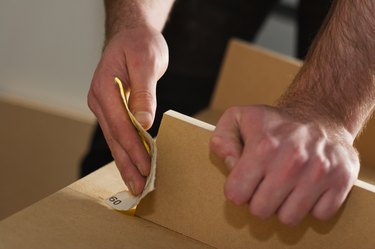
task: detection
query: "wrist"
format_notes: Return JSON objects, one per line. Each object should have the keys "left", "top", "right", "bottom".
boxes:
{"left": 276, "top": 0, "right": 375, "bottom": 140}
{"left": 105, "top": 22, "right": 159, "bottom": 46}
{"left": 105, "top": 0, "right": 174, "bottom": 40}
{"left": 276, "top": 67, "right": 355, "bottom": 139}
{"left": 278, "top": 105, "right": 357, "bottom": 145}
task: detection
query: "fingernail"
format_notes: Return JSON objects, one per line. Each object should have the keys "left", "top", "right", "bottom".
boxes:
{"left": 127, "top": 181, "right": 135, "bottom": 194}
{"left": 138, "top": 164, "right": 149, "bottom": 177}
{"left": 134, "top": 112, "right": 152, "bottom": 128}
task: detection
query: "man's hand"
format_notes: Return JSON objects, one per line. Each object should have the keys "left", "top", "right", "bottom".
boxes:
{"left": 210, "top": 105, "right": 359, "bottom": 225}
{"left": 87, "top": 24, "right": 168, "bottom": 195}
{"left": 210, "top": 0, "right": 375, "bottom": 225}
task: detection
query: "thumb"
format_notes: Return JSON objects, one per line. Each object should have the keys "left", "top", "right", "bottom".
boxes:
{"left": 128, "top": 81, "right": 157, "bottom": 130}
{"left": 210, "top": 107, "right": 244, "bottom": 171}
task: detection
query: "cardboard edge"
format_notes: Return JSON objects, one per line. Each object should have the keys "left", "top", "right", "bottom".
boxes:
{"left": 164, "top": 110, "right": 375, "bottom": 198}
{"left": 137, "top": 109, "right": 375, "bottom": 249}
{"left": 229, "top": 38, "right": 303, "bottom": 67}
{"left": 164, "top": 110, "right": 215, "bottom": 132}
{"left": 355, "top": 179, "right": 375, "bottom": 193}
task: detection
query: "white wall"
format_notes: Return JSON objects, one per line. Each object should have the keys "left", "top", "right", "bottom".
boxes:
{"left": 0, "top": 0, "right": 105, "bottom": 120}
{"left": 0, "top": 1, "right": 296, "bottom": 120}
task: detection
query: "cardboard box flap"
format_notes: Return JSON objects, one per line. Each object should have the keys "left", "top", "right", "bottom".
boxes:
{"left": 136, "top": 110, "right": 375, "bottom": 249}
{"left": 0, "top": 166, "right": 212, "bottom": 249}
{"left": 210, "top": 39, "right": 301, "bottom": 111}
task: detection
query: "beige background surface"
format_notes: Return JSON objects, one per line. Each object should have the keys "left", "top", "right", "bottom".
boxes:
{"left": 0, "top": 97, "right": 94, "bottom": 220}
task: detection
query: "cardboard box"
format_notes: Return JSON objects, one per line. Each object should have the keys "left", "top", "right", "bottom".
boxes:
{"left": 0, "top": 96, "right": 94, "bottom": 220}
{"left": 137, "top": 110, "right": 375, "bottom": 249}
{"left": 1, "top": 39, "right": 375, "bottom": 248}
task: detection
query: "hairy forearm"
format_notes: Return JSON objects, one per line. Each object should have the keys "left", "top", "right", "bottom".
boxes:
{"left": 279, "top": 0, "right": 375, "bottom": 137}
{"left": 104, "top": 0, "right": 175, "bottom": 39}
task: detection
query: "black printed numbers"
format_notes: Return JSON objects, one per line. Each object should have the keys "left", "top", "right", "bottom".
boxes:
{"left": 108, "top": 196, "right": 122, "bottom": 205}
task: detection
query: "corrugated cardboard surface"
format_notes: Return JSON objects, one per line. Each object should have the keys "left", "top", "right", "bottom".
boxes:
{"left": 136, "top": 111, "right": 375, "bottom": 249}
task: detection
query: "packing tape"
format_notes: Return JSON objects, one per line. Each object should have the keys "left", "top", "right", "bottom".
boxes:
{"left": 105, "top": 77, "right": 157, "bottom": 212}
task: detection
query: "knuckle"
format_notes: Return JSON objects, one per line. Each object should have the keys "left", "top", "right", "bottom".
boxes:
{"left": 311, "top": 156, "right": 330, "bottom": 181}
{"left": 224, "top": 182, "right": 243, "bottom": 205}
{"left": 277, "top": 198, "right": 310, "bottom": 226}
{"left": 282, "top": 147, "right": 308, "bottom": 177}
{"left": 87, "top": 93, "right": 97, "bottom": 113}
{"left": 290, "top": 145, "right": 308, "bottom": 165}
{"left": 114, "top": 157, "right": 131, "bottom": 182}
{"left": 249, "top": 201, "right": 271, "bottom": 220}
{"left": 131, "top": 45, "right": 160, "bottom": 74}
{"left": 338, "top": 167, "right": 352, "bottom": 183}
{"left": 209, "top": 135, "right": 230, "bottom": 159}
{"left": 87, "top": 86, "right": 98, "bottom": 112}
{"left": 113, "top": 153, "right": 145, "bottom": 193}
{"left": 307, "top": 123, "right": 326, "bottom": 138}
{"left": 312, "top": 208, "right": 334, "bottom": 221}
{"left": 227, "top": 106, "right": 239, "bottom": 113}
{"left": 130, "top": 90, "right": 156, "bottom": 111}
{"left": 333, "top": 165, "right": 353, "bottom": 190}
{"left": 223, "top": 106, "right": 241, "bottom": 119}
{"left": 254, "top": 134, "right": 279, "bottom": 156}
{"left": 87, "top": 93, "right": 95, "bottom": 112}
{"left": 209, "top": 135, "right": 222, "bottom": 153}
{"left": 87, "top": 78, "right": 105, "bottom": 113}
{"left": 119, "top": 168, "right": 132, "bottom": 185}
{"left": 278, "top": 212, "right": 299, "bottom": 226}
{"left": 124, "top": 139, "right": 142, "bottom": 156}
{"left": 89, "top": 78, "right": 102, "bottom": 97}
{"left": 112, "top": 128, "right": 138, "bottom": 151}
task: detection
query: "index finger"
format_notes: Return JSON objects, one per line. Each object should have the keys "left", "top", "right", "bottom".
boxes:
{"left": 99, "top": 75, "right": 152, "bottom": 177}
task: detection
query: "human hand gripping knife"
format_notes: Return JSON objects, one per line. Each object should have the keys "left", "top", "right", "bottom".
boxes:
{"left": 105, "top": 77, "right": 157, "bottom": 211}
